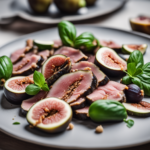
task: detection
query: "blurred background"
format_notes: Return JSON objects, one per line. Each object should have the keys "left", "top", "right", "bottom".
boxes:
{"left": 0, "top": 0, "right": 149, "bottom": 48}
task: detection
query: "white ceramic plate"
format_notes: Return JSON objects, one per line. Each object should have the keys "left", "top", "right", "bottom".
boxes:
{"left": 0, "top": 0, "right": 126, "bottom": 24}
{"left": 0, "top": 26, "right": 150, "bottom": 149}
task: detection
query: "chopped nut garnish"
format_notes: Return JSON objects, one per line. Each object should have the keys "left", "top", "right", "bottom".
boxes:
{"left": 141, "top": 90, "right": 144, "bottom": 96}
{"left": 125, "top": 86, "right": 128, "bottom": 90}
{"left": 67, "top": 123, "right": 74, "bottom": 130}
{"left": 95, "top": 125, "right": 103, "bottom": 133}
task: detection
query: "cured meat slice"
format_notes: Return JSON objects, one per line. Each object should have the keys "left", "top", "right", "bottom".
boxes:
{"left": 21, "top": 91, "right": 48, "bottom": 115}
{"left": 86, "top": 81, "right": 127, "bottom": 103}
{"left": 72, "top": 61, "right": 109, "bottom": 86}
{"left": 13, "top": 55, "right": 43, "bottom": 76}
{"left": 74, "top": 107, "right": 89, "bottom": 120}
{"left": 87, "top": 54, "right": 95, "bottom": 63}
{"left": 10, "top": 47, "right": 31, "bottom": 64}
{"left": 47, "top": 70, "right": 97, "bottom": 104}
{"left": 53, "top": 40, "right": 62, "bottom": 49}
{"left": 54, "top": 46, "right": 88, "bottom": 64}
{"left": 42, "top": 55, "right": 71, "bottom": 85}
{"left": 70, "top": 97, "right": 86, "bottom": 110}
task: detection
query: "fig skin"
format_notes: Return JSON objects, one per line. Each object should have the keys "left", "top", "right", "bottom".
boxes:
{"left": 125, "top": 84, "right": 144, "bottom": 103}
{"left": 28, "top": 0, "right": 53, "bottom": 14}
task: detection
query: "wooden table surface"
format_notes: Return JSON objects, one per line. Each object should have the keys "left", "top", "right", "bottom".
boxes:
{"left": 0, "top": 0, "right": 150, "bottom": 150}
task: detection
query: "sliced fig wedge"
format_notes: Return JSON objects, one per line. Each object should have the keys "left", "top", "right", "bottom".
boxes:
{"left": 42, "top": 55, "right": 71, "bottom": 86}
{"left": 71, "top": 61, "right": 109, "bottom": 86}
{"left": 4, "top": 76, "right": 33, "bottom": 105}
{"left": 27, "top": 97, "right": 72, "bottom": 133}
{"left": 54, "top": 46, "right": 88, "bottom": 64}
{"left": 86, "top": 81, "right": 127, "bottom": 104}
{"left": 122, "top": 44, "right": 147, "bottom": 54}
{"left": 21, "top": 91, "right": 48, "bottom": 115}
{"left": 70, "top": 97, "right": 86, "bottom": 110}
{"left": 74, "top": 106, "right": 89, "bottom": 120}
{"left": 13, "top": 55, "right": 43, "bottom": 76}
{"left": 95, "top": 47, "right": 127, "bottom": 77}
{"left": 47, "top": 70, "right": 97, "bottom": 104}
{"left": 10, "top": 47, "right": 31, "bottom": 64}
{"left": 123, "top": 101, "right": 150, "bottom": 117}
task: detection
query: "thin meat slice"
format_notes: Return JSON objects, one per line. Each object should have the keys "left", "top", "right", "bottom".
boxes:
{"left": 53, "top": 40, "right": 62, "bottom": 49}
{"left": 72, "top": 61, "right": 109, "bottom": 86}
{"left": 86, "top": 81, "right": 127, "bottom": 103}
{"left": 13, "top": 55, "right": 43, "bottom": 76}
{"left": 86, "top": 54, "right": 95, "bottom": 63}
{"left": 38, "top": 50, "right": 50, "bottom": 62}
{"left": 54, "top": 47, "right": 88, "bottom": 64}
{"left": 74, "top": 106, "right": 89, "bottom": 120}
{"left": 10, "top": 47, "right": 31, "bottom": 64}
{"left": 47, "top": 70, "right": 97, "bottom": 104}
{"left": 21, "top": 91, "right": 48, "bottom": 114}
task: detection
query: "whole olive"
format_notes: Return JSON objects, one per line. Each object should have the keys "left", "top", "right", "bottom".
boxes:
{"left": 125, "top": 84, "right": 144, "bottom": 103}
{"left": 28, "top": 0, "right": 53, "bottom": 14}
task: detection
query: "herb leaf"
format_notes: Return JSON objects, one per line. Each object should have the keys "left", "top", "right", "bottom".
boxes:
{"left": 41, "top": 83, "right": 49, "bottom": 91}
{"left": 74, "top": 32, "right": 98, "bottom": 52}
{"left": 58, "top": 21, "right": 76, "bottom": 47}
{"left": 122, "top": 76, "right": 132, "bottom": 85}
{"left": 123, "top": 119, "right": 134, "bottom": 128}
{"left": 142, "top": 62, "right": 150, "bottom": 74}
{"left": 131, "top": 77, "right": 143, "bottom": 89}
{"left": 133, "top": 68, "right": 143, "bottom": 76}
{"left": 33, "top": 70, "right": 45, "bottom": 87}
{"left": 127, "top": 50, "right": 144, "bottom": 69}
{"left": 141, "top": 82, "right": 150, "bottom": 96}
{"left": 13, "top": 122, "right": 20, "bottom": 125}
{"left": 25, "top": 84, "right": 41, "bottom": 95}
{"left": 127, "top": 63, "right": 136, "bottom": 76}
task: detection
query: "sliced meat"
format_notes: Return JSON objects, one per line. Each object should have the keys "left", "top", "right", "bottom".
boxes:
{"left": 47, "top": 70, "right": 97, "bottom": 104}
{"left": 38, "top": 50, "right": 51, "bottom": 63}
{"left": 70, "top": 97, "right": 86, "bottom": 110}
{"left": 54, "top": 46, "right": 88, "bottom": 64}
{"left": 72, "top": 61, "right": 109, "bottom": 86}
{"left": 86, "top": 81, "right": 127, "bottom": 104}
{"left": 10, "top": 47, "right": 31, "bottom": 64}
{"left": 86, "top": 54, "right": 95, "bottom": 63}
{"left": 53, "top": 40, "right": 62, "bottom": 49}
{"left": 74, "top": 106, "right": 89, "bottom": 120}
{"left": 13, "top": 55, "right": 43, "bottom": 76}
{"left": 21, "top": 91, "right": 48, "bottom": 115}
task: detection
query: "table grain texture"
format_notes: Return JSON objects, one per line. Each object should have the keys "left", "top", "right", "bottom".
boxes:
{"left": 0, "top": 0, "right": 150, "bottom": 150}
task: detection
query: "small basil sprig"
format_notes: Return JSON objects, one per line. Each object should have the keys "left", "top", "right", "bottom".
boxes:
{"left": 122, "top": 50, "right": 150, "bottom": 96}
{"left": 123, "top": 119, "right": 134, "bottom": 128}
{"left": 25, "top": 71, "right": 49, "bottom": 95}
{"left": 58, "top": 21, "right": 76, "bottom": 47}
{"left": 74, "top": 32, "right": 99, "bottom": 52}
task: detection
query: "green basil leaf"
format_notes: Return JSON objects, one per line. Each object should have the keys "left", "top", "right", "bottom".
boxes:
{"left": 58, "top": 21, "right": 76, "bottom": 47}
{"left": 33, "top": 70, "right": 45, "bottom": 87}
{"left": 127, "top": 50, "right": 144, "bottom": 69}
{"left": 74, "top": 32, "right": 98, "bottom": 52}
{"left": 25, "top": 84, "right": 41, "bottom": 95}
{"left": 131, "top": 77, "right": 143, "bottom": 89}
{"left": 127, "top": 63, "right": 136, "bottom": 76}
{"left": 122, "top": 76, "right": 132, "bottom": 85}
{"left": 133, "top": 68, "right": 143, "bottom": 76}
{"left": 123, "top": 119, "right": 134, "bottom": 128}
{"left": 13, "top": 122, "right": 20, "bottom": 125}
{"left": 141, "top": 82, "right": 150, "bottom": 96}
{"left": 137, "top": 74, "right": 150, "bottom": 84}
{"left": 142, "top": 62, "right": 150, "bottom": 74}
{"left": 41, "top": 83, "right": 49, "bottom": 91}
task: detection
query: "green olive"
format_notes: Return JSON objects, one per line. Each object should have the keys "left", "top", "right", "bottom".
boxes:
{"left": 28, "top": 0, "right": 53, "bottom": 14}
{"left": 54, "top": 0, "right": 86, "bottom": 13}
{"left": 89, "top": 100, "right": 127, "bottom": 122}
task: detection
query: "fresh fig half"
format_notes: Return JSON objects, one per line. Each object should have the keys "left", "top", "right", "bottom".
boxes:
{"left": 70, "top": 97, "right": 86, "bottom": 110}
{"left": 99, "top": 40, "right": 121, "bottom": 51}
{"left": 123, "top": 101, "right": 150, "bottom": 117}
{"left": 27, "top": 97, "right": 72, "bottom": 133}
{"left": 47, "top": 70, "right": 97, "bottom": 104}
{"left": 130, "top": 15, "right": 150, "bottom": 35}
{"left": 42, "top": 55, "right": 71, "bottom": 86}
{"left": 122, "top": 44, "right": 148, "bottom": 54}
{"left": 4, "top": 76, "right": 33, "bottom": 105}
{"left": 86, "top": 81, "right": 127, "bottom": 104}
{"left": 95, "top": 47, "right": 127, "bottom": 77}
{"left": 13, "top": 55, "right": 44, "bottom": 76}
{"left": 21, "top": 91, "right": 48, "bottom": 115}
{"left": 71, "top": 61, "right": 109, "bottom": 86}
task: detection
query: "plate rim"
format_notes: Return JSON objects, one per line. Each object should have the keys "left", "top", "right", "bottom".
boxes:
{"left": 0, "top": 25, "right": 150, "bottom": 149}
